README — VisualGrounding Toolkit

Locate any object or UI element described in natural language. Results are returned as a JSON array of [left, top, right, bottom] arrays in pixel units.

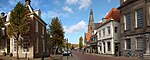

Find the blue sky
[[0, 0, 120, 44]]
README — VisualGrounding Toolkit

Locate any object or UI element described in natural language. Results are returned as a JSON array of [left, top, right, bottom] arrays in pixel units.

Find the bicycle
[[137, 52, 144, 60], [125, 51, 135, 57]]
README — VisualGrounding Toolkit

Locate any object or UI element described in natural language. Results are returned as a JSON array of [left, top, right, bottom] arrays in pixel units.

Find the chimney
[[1, 12, 5, 16], [25, 0, 31, 6]]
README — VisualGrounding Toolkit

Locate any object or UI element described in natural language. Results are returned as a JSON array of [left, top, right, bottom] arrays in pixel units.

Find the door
[[103, 42, 105, 53]]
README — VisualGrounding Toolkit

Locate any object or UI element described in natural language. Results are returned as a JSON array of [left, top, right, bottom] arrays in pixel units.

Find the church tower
[[25, 0, 31, 6], [88, 8, 94, 33]]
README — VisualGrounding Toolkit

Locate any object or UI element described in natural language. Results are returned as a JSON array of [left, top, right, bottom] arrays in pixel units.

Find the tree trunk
[[16, 34, 19, 59]]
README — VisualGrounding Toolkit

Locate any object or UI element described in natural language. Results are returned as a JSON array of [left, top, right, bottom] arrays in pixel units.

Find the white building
[[97, 19, 120, 55], [97, 8, 120, 55]]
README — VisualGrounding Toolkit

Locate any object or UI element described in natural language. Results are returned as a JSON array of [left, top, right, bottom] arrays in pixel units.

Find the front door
[[103, 42, 105, 54]]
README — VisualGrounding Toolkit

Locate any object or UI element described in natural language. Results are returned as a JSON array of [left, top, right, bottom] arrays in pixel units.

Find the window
[[14, 39, 17, 52], [136, 37, 145, 50], [99, 30, 101, 38], [124, 13, 131, 30], [115, 27, 118, 33], [1, 27, 5, 36], [107, 42, 111, 51], [35, 38, 38, 53], [135, 9, 143, 28], [42, 26, 45, 35], [103, 29, 105, 36], [35, 20, 38, 32], [107, 26, 110, 35], [92, 31, 94, 35], [23, 38, 29, 52], [125, 39, 131, 49]]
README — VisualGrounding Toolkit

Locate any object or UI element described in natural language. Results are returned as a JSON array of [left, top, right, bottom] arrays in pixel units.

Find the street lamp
[[145, 34, 149, 54], [65, 38, 68, 60]]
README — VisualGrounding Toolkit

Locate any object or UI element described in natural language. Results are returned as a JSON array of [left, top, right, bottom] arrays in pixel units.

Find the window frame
[[103, 29, 105, 37], [13, 39, 17, 52], [136, 37, 145, 50], [107, 42, 111, 51], [35, 38, 39, 53], [124, 13, 131, 31], [22, 37, 29, 53], [135, 8, 144, 28], [35, 20, 38, 32], [125, 39, 131, 50], [107, 26, 110, 35]]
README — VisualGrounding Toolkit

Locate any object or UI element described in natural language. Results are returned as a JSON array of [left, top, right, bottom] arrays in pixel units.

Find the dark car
[[62, 50, 72, 56]]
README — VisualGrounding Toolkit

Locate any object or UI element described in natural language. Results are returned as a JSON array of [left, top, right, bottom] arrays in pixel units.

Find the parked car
[[62, 50, 72, 56]]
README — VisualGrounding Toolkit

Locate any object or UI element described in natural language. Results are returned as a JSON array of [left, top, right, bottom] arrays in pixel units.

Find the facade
[[118, 0, 150, 59], [97, 8, 120, 55], [4, 0, 50, 58]]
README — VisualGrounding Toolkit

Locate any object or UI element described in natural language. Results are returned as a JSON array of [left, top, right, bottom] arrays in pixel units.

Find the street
[[71, 50, 139, 60]]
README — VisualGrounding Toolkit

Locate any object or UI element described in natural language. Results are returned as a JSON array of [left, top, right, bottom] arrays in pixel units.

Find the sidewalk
[[0, 54, 63, 60], [84, 52, 138, 60]]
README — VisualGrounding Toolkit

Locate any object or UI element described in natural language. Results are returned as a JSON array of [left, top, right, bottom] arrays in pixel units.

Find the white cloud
[[64, 20, 86, 33], [66, 0, 79, 5], [63, 6, 73, 13], [79, 0, 91, 9], [107, 0, 110, 3], [41, 10, 70, 20], [41, 11, 62, 19]]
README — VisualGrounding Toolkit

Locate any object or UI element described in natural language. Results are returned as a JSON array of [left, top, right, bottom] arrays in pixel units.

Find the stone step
[[143, 54, 150, 60]]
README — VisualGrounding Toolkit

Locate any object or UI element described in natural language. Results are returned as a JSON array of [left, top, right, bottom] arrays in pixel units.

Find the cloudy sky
[[0, 0, 119, 44]]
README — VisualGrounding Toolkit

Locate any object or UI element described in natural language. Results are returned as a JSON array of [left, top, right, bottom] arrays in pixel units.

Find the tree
[[6, 2, 30, 59], [49, 17, 64, 53], [79, 36, 83, 51]]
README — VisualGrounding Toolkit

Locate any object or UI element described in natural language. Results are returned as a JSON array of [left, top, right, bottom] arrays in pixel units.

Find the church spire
[[88, 7, 94, 25], [25, 0, 31, 6]]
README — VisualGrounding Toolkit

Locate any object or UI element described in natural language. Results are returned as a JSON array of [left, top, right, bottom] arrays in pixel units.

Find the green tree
[[79, 36, 83, 50], [49, 17, 64, 53], [6, 2, 30, 59]]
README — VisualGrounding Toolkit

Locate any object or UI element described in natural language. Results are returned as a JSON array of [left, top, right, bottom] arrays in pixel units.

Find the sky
[[0, 0, 120, 44]]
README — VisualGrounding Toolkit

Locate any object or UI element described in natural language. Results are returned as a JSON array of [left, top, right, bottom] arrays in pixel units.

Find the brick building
[[4, 0, 50, 58]]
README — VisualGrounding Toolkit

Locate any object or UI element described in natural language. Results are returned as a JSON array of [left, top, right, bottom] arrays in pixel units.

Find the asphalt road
[[71, 50, 139, 60]]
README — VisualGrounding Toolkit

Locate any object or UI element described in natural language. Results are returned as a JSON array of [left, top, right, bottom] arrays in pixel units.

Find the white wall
[[97, 20, 120, 54]]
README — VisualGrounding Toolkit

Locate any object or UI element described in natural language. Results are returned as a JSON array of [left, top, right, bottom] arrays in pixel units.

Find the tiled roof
[[105, 8, 120, 21]]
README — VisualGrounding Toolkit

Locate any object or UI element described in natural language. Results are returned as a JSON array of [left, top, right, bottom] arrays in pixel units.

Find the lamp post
[[145, 34, 150, 54], [65, 38, 68, 60], [50, 36, 52, 60]]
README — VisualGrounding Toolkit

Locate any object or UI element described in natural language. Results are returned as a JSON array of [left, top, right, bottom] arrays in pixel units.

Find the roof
[[93, 23, 100, 30], [105, 8, 120, 21], [27, 4, 47, 25]]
